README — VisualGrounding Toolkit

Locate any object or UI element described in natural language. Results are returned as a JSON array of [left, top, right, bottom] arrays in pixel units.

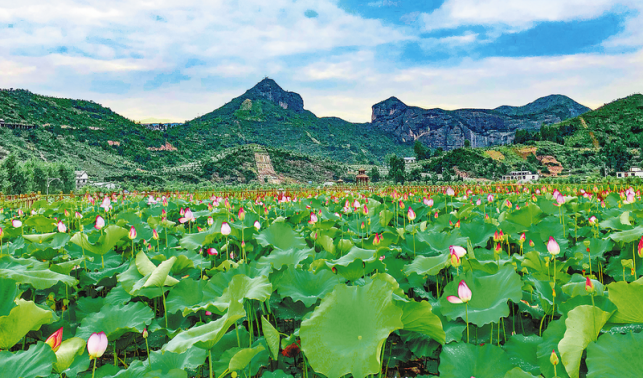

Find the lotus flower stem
[[465, 303, 469, 343], [114, 343, 117, 366], [591, 292, 597, 342], [490, 322, 493, 344], [209, 350, 214, 378], [145, 338, 151, 368], [379, 339, 387, 378], [235, 321, 241, 348], [91, 358, 97, 378], [162, 288, 168, 329]]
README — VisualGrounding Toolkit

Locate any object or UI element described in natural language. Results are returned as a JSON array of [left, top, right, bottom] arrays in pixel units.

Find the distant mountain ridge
[[370, 94, 591, 150]]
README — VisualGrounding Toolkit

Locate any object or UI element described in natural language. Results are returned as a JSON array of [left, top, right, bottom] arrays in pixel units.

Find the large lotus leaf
[[275, 265, 344, 307], [118, 261, 169, 298], [70, 225, 129, 256], [326, 246, 378, 267], [607, 279, 643, 323], [503, 367, 540, 378], [403, 254, 449, 276], [608, 224, 643, 243], [75, 302, 154, 340], [23, 215, 57, 233], [178, 229, 217, 251], [164, 302, 246, 353], [502, 203, 545, 228], [149, 348, 207, 373], [438, 343, 514, 377], [0, 342, 57, 378], [256, 222, 306, 251], [0, 277, 18, 316], [569, 237, 613, 262], [229, 344, 265, 372], [562, 274, 604, 298], [417, 231, 468, 255], [558, 305, 615, 378], [135, 252, 178, 288], [0, 255, 77, 289], [439, 266, 522, 327], [0, 299, 54, 349], [261, 315, 280, 359], [398, 300, 445, 344], [262, 370, 293, 378], [460, 221, 498, 247], [585, 331, 643, 377], [256, 247, 314, 271], [165, 278, 214, 315], [300, 278, 404, 378], [503, 334, 542, 376], [53, 337, 86, 373], [537, 316, 570, 378], [212, 274, 272, 312], [108, 360, 187, 378]]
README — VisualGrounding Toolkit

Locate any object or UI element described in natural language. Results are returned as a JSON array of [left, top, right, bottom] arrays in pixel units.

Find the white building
[[502, 171, 539, 182], [616, 167, 643, 178], [403, 157, 416, 164], [75, 171, 89, 188]]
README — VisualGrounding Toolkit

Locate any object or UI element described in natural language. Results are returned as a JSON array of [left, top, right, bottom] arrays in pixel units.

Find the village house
[[75, 171, 89, 188]]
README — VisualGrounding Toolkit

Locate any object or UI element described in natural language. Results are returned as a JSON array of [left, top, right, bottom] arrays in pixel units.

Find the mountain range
[[1, 79, 638, 185]]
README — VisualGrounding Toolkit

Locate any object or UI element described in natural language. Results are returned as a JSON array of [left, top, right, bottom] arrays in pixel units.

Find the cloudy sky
[[0, 0, 641, 123]]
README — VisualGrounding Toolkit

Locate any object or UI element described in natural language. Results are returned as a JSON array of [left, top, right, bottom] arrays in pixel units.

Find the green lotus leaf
[[403, 254, 449, 276], [135, 252, 178, 288], [460, 221, 498, 247], [608, 224, 643, 243], [559, 305, 615, 378], [178, 229, 217, 251], [108, 359, 187, 378], [229, 344, 265, 372], [75, 301, 154, 340], [569, 237, 613, 262], [149, 348, 207, 373], [0, 341, 57, 378], [118, 260, 168, 298], [417, 231, 468, 255], [439, 266, 522, 327], [0, 299, 54, 349], [212, 274, 272, 312], [586, 331, 643, 377], [164, 301, 246, 353], [438, 343, 514, 377], [398, 299, 445, 344], [0, 277, 18, 316], [503, 203, 545, 228], [23, 215, 57, 233], [607, 279, 643, 323], [260, 315, 280, 360], [503, 334, 542, 376], [261, 370, 293, 378], [536, 316, 570, 378], [503, 367, 540, 378], [398, 330, 439, 358], [23, 232, 56, 244], [562, 274, 604, 297], [256, 222, 306, 251], [70, 225, 129, 256], [275, 265, 344, 307], [0, 255, 77, 289], [256, 247, 314, 271], [300, 278, 404, 378], [165, 278, 216, 316], [53, 337, 86, 373]]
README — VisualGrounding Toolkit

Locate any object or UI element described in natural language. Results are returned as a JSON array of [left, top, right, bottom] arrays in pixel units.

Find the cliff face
[[371, 95, 591, 150], [242, 78, 304, 113]]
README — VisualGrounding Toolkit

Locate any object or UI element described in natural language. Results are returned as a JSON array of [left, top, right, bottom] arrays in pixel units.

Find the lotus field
[[2, 185, 643, 378]]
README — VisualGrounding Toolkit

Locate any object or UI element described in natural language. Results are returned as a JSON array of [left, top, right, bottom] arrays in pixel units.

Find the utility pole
[[46, 177, 62, 196]]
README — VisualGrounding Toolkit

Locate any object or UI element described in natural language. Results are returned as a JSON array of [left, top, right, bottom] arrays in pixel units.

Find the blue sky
[[0, 0, 641, 122]]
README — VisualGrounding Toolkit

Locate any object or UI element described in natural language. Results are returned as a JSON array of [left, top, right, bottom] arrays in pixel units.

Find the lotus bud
[[455, 220, 460, 228], [588, 216, 597, 225], [12, 219, 22, 228], [399, 200, 405, 209], [18, 209, 24, 216], [142, 328, 148, 339], [585, 277, 595, 293], [446, 187, 455, 196], [45, 327, 63, 352], [529, 239, 534, 247], [638, 236, 643, 258], [407, 207, 416, 221], [208, 217, 213, 226], [373, 233, 381, 245], [95, 216, 105, 230], [550, 350, 559, 367], [435, 211, 439, 218], [87, 332, 108, 359], [361, 221, 365, 229], [238, 207, 245, 221], [205, 311, 212, 316], [447, 280, 472, 303], [519, 233, 526, 243], [494, 242, 502, 254], [487, 194, 494, 202], [221, 222, 231, 235], [308, 212, 318, 225], [379, 255, 385, 261], [152, 229, 159, 240], [547, 236, 560, 255], [57, 221, 67, 233]]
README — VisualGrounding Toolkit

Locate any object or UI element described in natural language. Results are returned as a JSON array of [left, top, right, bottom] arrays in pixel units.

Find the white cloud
[[421, 0, 627, 31]]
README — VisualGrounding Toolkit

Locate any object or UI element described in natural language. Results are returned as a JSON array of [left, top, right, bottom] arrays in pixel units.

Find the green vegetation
[[0, 154, 76, 195]]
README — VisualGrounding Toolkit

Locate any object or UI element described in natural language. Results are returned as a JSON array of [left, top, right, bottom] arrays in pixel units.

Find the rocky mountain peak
[[371, 96, 408, 122], [245, 78, 304, 113]]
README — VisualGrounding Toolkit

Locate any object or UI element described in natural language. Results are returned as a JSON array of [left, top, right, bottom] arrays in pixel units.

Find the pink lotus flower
[[207, 248, 218, 256], [238, 207, 245, 221], [353, 200, 360, 209], [446, 187, 455, 196], [12, 219, 22, 228], [205, 311, 212, 316], [447, 280, 472, 303], [152, 229, 159, 240], [487, 194, 494, 202], [207, 217, 213, 226], [547, 236, 560, 255], [585, 277, 595, 293], [142, 328, 148, 339], [373, 233, 381, 245], [399, 200, 405, 209], [476, 198, 481, 205], [638, 236, 643, 258], [57, 221, 67, 233], [179, 208, 195, 224], [449, 245, 467, 259], [45, 327, 63, 352], [75, 211, 83, 219], [379, 255, 385, 261], [87, 332, 108, 359], [363, 204, 369, 215], [254, 220, 261, 230], [100, 197, 111, 212], [589, 216, 597, 225], [308, 212, 318, 224], [162, 196, 168, 206], [94, 216, 105, 230], [128, 226, 137, 240], [18, 209, 23, 216], [0, 227, 3, 238], [221, 222, 231, 235]]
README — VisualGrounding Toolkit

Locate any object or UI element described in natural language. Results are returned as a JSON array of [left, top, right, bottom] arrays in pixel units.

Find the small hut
[[356, 169, 369, 184]]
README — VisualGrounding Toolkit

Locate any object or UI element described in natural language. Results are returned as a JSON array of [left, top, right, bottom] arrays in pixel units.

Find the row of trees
[[0, 155, 76, 195]]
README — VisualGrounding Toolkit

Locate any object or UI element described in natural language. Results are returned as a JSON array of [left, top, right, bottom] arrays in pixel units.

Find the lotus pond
[[1, 186, 642, 378]]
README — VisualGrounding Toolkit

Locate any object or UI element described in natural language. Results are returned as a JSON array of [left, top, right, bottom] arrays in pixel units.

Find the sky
[[0, 0, 642, 123]]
